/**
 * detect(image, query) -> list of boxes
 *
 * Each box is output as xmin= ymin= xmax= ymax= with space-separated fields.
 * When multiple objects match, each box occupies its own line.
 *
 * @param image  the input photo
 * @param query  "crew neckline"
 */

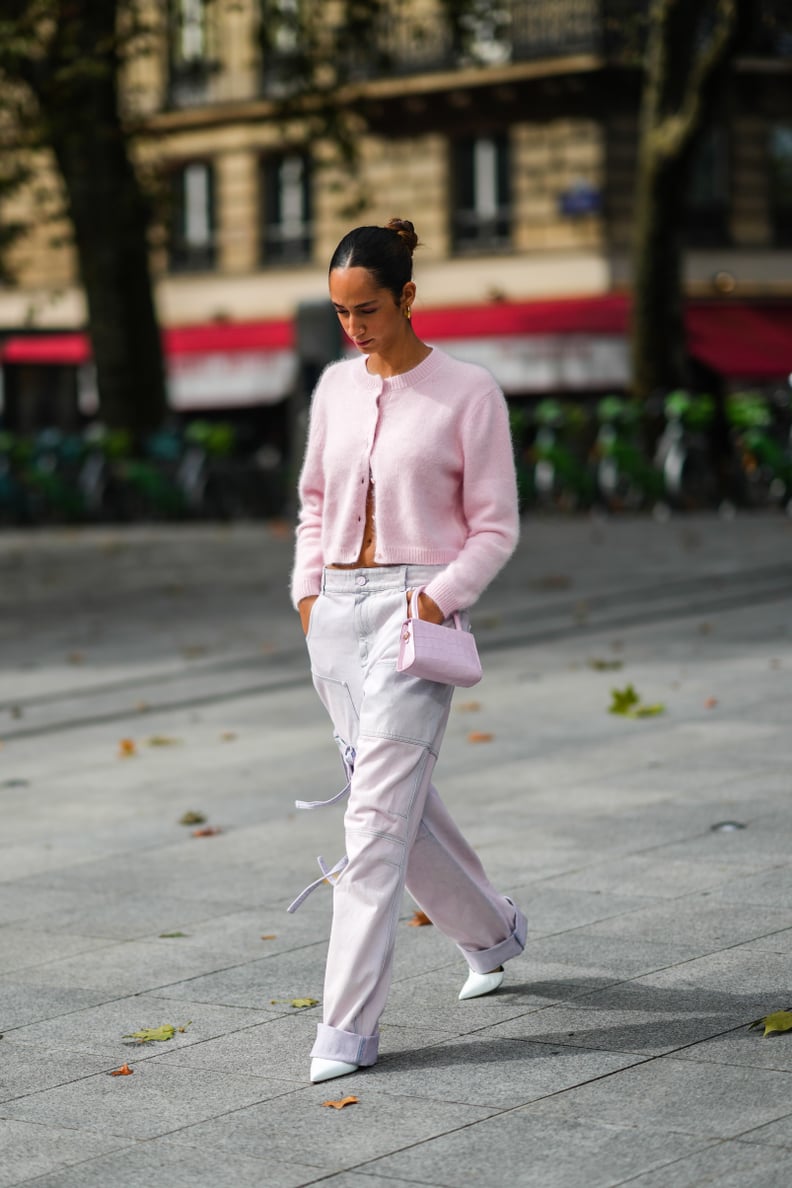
xmin=356 ymin=347 xmax=442 ymax=391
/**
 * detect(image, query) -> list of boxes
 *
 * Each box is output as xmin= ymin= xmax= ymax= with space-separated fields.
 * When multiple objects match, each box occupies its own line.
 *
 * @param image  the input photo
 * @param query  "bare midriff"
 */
xmin=328 ymin=478 xmax=383 ymax=569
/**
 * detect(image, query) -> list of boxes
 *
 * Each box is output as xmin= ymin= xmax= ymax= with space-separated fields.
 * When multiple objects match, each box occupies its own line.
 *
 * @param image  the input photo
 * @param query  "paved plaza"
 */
xmin=1 ymin=512 xmax=791 ymax=1187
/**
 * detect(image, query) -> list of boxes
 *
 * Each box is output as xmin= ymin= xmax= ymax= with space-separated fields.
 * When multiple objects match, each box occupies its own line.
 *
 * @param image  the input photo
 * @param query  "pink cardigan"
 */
xmin=290 ymin=347 xmax=519 ymax=617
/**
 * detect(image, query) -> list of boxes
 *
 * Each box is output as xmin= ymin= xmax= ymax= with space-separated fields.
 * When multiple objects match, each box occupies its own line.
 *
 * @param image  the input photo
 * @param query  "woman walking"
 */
xmin=290 ymin=218 xmax=526 ymax=1084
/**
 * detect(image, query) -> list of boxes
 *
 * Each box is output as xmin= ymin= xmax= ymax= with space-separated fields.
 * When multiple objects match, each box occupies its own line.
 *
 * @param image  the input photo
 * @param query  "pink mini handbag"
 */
xmin=396 ymin=587 xmax=482 ymax=687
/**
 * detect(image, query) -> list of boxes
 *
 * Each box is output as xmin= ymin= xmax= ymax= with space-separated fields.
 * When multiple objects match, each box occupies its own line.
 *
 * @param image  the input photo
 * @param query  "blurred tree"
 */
xmin=630 ymin=0 xmax=750 ymax=399
xmin=0 ymin=0 xmax=166 ymax=434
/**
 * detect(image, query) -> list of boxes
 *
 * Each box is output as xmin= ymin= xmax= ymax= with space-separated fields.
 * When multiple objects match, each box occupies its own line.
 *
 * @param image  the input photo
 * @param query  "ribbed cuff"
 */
xmin=291 ymin=576 xmax=322 ymax=610
xmin=422 ymin=575 xmax=459 ymax=620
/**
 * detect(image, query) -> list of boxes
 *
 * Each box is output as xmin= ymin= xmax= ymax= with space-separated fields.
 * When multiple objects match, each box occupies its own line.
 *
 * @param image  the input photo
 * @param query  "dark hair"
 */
xmin=329 ymin=218 xmax=419 ymax=302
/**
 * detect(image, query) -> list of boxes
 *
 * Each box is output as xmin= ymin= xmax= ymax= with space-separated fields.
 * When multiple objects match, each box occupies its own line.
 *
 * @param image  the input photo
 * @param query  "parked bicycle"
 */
xmin=528 ymin=399 xmax=596 ymax=510
xmin=592 ymin=395 xmax=666 ymax=513
xmin=727 ymin=390 xmax=792 ymax=515
xmin=653 ymin=390 xmax=719 ymax=510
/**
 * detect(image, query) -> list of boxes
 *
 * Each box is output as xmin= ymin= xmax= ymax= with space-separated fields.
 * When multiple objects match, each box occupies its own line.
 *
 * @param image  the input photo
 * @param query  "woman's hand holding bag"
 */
xmin=396 ymin=587 xmax=482 ymax=687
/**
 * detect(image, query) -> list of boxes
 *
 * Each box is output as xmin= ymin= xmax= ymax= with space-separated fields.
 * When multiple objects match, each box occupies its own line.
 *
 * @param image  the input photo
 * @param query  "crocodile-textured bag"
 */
xmin=396 ymin=587 xmax=482 ymax=687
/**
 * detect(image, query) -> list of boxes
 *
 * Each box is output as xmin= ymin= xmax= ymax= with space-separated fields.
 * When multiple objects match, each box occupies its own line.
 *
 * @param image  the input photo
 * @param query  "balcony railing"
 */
xmin=259 ymin=0 xmax=792 ymax=97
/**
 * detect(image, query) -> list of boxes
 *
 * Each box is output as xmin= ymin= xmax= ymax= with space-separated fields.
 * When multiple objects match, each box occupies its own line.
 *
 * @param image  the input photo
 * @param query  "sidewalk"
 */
xmin=1 ymin=514 xmax=792 ymax=1188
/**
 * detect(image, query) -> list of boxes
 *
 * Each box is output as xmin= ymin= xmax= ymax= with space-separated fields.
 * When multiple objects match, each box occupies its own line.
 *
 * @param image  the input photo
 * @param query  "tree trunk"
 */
xmin=34 ymin=0 xmax=167 ymax=435
xmin=631 ymin=150 xmax=688 ymax=397
xmin=630 ymin=0 xmax=743 ymax=401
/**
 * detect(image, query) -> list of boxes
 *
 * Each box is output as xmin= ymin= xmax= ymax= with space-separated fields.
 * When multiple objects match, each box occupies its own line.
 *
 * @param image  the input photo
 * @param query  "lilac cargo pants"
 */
xmin=291 ymin=564 xmax=526 ymax=1067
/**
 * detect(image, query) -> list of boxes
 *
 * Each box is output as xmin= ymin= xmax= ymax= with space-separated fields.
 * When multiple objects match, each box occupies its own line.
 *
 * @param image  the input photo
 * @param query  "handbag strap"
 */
xmin=407 ymin=586 xmax=461 ymax=630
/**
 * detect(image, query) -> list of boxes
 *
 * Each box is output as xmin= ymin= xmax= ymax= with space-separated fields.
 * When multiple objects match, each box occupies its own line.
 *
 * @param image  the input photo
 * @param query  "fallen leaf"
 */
xmin=290 ymin=997 xmax=319 ymax=1009
xmin=179 ymin=810 xmax=206 ymax=826
xmin=322 ymin=1095 xmax=358 ymax=1109
xmin=67 ymin=651 xmax=84 ymax=665
xmin=123 ymin=1022 xmax=191 ymax=1043
xmin=148 ymin=735 xmax=181 ymax=747
xmin=704 ymin=697 xmax=718 ymax=709
xmin=609 ymin=685 xmax=665 ymax=719
xmin=467 ymin=731 xmax=494 ymax=743
xmin=456 ymin=701 xmax=481 ymax=713
xmin=588 ymin=658 xmax=623 ymax=671
xmin=220 ymin=731 xmax=238 ymax=742
xmin=407 ymin=910 xmax=432 ymax=927
xmin=182 ymin=645 xmax=207 ymax=659
xmin=159 ymin=931 xmax=188 ymax=938
xmin=261 ymin=934 xmax=277 ymax=940
xmin=698 ymin=622 xmax=713 ymax=635
xmin=192 ymin=825 xmax=222 ymax=837
xmin=110 ymin=1062 xmax=134 ymax=1076
xmin=135 ymin=701 xmax=150 ymax=713
xmin=749 ymin=1010 xmax=792 ymax=1037
xmin=118 ymin=738 xmax=137 ymax=758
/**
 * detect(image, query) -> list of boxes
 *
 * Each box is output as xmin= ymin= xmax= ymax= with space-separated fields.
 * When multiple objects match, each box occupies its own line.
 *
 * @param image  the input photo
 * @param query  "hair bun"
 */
xmin=386 ymin=217 xmax=419 ymax=255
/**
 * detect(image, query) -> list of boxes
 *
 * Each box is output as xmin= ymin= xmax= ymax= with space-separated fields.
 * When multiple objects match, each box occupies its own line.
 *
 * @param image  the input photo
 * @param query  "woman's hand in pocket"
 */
xmin=298 ymin=595 xmax=318 ymax=636
xmin=406 ymin=589 xmax=445 ymax=625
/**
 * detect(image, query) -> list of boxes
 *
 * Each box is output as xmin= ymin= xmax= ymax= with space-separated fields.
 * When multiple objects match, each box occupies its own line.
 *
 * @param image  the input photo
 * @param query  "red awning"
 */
xmin=2 ymin=332 xmax=91 ymax=365
xmin=413 ymin=293 xmax=630 ymax=339
xmin=686 ymin=302 xmax=792 ymax=379
xmin=2 ymin=299 xmax=791 ymax=380
xmin=0 ymin=318 xmax=294 ymax=365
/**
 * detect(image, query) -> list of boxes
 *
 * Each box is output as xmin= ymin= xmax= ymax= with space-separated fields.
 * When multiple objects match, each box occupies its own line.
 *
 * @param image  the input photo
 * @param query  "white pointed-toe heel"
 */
xmin=310 ymin=1058 xmax=359 ymax=1084
xmin=458 ymin=966 xmax=504 ymax=1001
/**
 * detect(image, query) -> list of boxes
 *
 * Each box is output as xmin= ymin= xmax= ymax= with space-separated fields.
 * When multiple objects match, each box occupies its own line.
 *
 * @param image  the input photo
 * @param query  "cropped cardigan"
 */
xmin=290 ymin=347 xmax=519 ymax=618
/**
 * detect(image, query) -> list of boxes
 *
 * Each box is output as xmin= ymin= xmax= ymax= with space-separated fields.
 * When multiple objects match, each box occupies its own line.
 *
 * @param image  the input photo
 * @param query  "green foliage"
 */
xmin=185 ymin=420 xmax=236 ymax=457
xmin=664 ymin=390 xmax=715 ymax=428
xmin=726 ymin=392 xmax=772 ymax=430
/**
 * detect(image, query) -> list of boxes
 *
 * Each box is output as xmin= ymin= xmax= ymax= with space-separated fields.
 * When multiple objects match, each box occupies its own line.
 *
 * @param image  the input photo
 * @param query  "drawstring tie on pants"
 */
xmin=288 ymin=735 xmax=355 ymax=913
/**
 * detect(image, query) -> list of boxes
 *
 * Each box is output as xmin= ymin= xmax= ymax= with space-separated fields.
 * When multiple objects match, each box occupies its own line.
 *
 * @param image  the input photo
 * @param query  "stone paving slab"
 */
xmin=360 ymin=1109 xmax=718 ymax=1188
xmin=483 ymin=1003 xmax=749 ymax=1057
xmin=1 ymin=1061 xmax=299 ymax=1141
xmin=520 ymin=1057 xmax=792 ymax=1139
xmin=0 ymin=1120 xmax=128 ymax=1188
xmin=4 ymin=994 xmax=277 ymax=1060
xmin=12 ymin=1140 xmax=324 ymax=1188
xmin=607 ymin=1140 xmax=792 ymax=1188
xmin=2 ymin=516 xmax=792 ymax=1187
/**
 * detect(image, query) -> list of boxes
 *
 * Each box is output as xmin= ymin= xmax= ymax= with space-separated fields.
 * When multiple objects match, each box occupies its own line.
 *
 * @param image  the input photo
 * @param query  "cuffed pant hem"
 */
xmin=458 ymin=897 xmax=527 ymax=974
xmin=311 ymin=1022 xmax=379 ymax=1066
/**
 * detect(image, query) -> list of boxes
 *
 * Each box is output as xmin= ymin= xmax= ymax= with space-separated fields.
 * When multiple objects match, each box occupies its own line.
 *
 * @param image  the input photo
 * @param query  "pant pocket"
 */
xmin=312 ymin=673 xmax=360 ymax=751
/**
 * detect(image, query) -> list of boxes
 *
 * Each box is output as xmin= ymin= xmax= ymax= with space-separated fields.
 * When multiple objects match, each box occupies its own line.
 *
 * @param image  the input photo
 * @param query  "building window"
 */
xmin=169 ymin=0 xmax=216 ymax=107
xmin=769 ymin=125 xmax=792 ymax=246
xmin=169 ymin=161 xmax=216 ymax=272
xmin=454 ymin=3 xmax=512 ymax=66
xmin=261 ymin=153 xmax=312 ymax=264
xmin=260 ymin=0 xmax=305 ymax=96
xmin=685 ymin=127 xmax=730 ymax=246
xmin=451 ymin=135 xmax=511 ymax=253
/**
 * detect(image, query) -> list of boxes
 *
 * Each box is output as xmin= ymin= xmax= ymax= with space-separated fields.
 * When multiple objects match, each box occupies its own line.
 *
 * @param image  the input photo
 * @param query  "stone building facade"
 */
xmin=1 ymin=0 xmax=790 ymax=423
